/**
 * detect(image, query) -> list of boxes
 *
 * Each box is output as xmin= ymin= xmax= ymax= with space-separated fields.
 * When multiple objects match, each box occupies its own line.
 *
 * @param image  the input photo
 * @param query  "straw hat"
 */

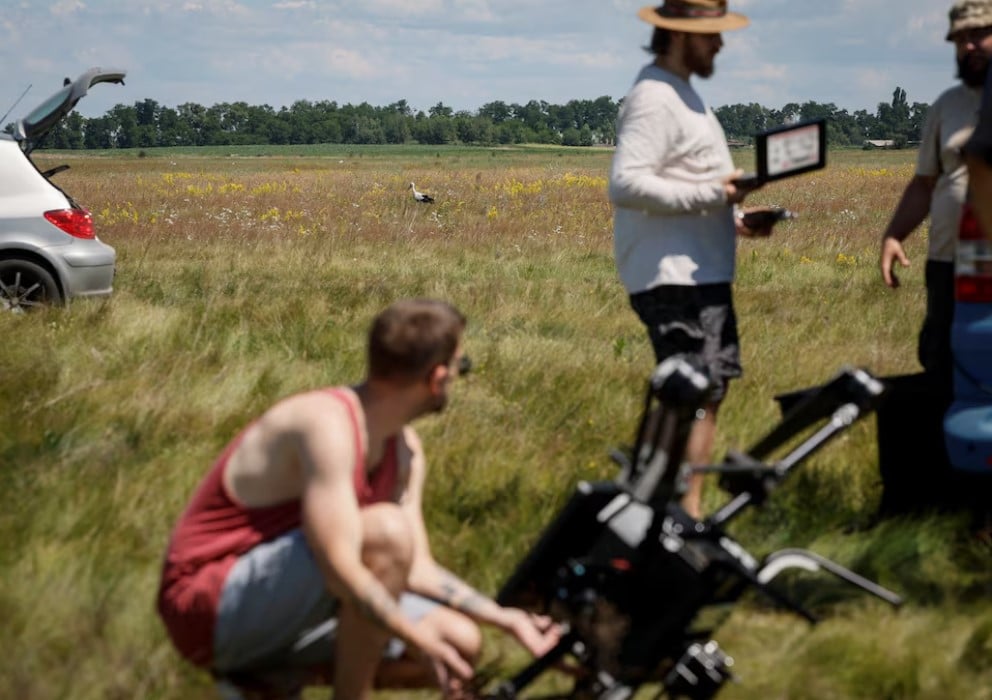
xmin=946 ymin=0 xmax=992 ymax=40
xmin=637 ymin=0 xmax=749 ymax=34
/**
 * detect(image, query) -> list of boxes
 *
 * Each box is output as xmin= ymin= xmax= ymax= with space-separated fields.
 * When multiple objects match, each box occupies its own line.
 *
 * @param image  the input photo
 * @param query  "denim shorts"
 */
xmin=629 ymin=283 xmax=742 ymax=403
xmin=213 ymin=529 xmax=437 ymax=684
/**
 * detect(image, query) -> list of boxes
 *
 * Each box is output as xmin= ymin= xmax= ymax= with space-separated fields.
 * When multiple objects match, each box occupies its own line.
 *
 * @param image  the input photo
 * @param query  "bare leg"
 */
xmin=332 ymin=505 xmax=414 ymax=700
xmin=680 ymin=403 xmax=719 ymax=519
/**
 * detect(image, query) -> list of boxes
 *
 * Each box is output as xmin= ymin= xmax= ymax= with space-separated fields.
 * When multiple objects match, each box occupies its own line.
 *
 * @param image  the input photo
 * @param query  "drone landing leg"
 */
xmin=487 ymin=632 xmax=579 ymax=699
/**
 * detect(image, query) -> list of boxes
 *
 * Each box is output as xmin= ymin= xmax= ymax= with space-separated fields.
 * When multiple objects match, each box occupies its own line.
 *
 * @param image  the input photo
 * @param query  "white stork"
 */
xmin=408 ymin=182 xmax=435 ymax=204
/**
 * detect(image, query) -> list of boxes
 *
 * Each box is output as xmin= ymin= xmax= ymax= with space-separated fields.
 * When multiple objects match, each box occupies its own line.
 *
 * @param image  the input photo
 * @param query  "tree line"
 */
xmin=11 ymin=87 xmax=927 ymax=150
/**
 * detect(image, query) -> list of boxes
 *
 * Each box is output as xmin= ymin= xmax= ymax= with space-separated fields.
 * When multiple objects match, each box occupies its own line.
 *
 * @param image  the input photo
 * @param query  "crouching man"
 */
xmin=157 ymin=299 xmax=559 ymax=699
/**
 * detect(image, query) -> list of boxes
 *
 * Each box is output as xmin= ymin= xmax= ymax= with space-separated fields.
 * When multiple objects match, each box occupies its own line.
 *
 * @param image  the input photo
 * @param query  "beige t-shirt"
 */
xmin=917 ymin=83 xmax=982 ymax=262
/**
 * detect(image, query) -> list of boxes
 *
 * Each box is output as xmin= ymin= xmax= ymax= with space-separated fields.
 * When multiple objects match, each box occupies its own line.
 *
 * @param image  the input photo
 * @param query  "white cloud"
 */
xmin=312 ymin=17 xmax=390 ymax=43
xmin=180 ymin=0 xmax=251 ymax=17
xmin=362 ymin=0 xmax=443 ymax=17
xmin=0 ymin=0 xmax=972 ymax=118
xmin=323 ymin=47 xmax=381 ymax=80
xmin=573 ymin=50 xmax=624 ymax=70
xmin=202 ymin=40 xmax=383 ymax=85
xmin=466 ymin=35 xmax=556 ymax=62
xmin=452 ymin=0 xmax=496 ymax=23
xmin=50 ymin=0 xmax=85 ymax=16
xmin=735 ymin=63 xmax=790 ymax=83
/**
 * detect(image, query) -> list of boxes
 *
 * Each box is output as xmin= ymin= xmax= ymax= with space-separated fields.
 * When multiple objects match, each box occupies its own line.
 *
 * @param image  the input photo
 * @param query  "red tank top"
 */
xmin=156 ymin=387 xmax=399 ymax=667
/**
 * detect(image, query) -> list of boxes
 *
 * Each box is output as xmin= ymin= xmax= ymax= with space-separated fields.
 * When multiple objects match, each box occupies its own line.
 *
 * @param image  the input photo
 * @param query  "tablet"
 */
xmin=734 ymin=118 xmax=827 ymax=188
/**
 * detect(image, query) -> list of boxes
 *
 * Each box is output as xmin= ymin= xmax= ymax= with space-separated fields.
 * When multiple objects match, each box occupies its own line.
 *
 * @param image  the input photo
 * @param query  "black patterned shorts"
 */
xmin=629 ymin=283 xmax=742 ymax=403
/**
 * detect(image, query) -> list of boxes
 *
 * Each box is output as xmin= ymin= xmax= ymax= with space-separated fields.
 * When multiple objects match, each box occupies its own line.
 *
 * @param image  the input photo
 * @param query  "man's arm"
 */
xmin=879 ymin=175 xmax=936 ymax=288
xmin=398 ymin=428 xmax=560 ymax=658
xmin=297 ymin=396 xmax=410 ymax=632
xmin=609 ymin=86 xmax=730 ymax=215
xmin=294 ymin=396 xmax=473 ymax=680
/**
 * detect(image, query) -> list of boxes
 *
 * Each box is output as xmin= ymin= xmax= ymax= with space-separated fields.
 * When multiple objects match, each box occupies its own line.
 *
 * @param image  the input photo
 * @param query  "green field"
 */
xmin=1 ymin=145 xmax=989 ymax=699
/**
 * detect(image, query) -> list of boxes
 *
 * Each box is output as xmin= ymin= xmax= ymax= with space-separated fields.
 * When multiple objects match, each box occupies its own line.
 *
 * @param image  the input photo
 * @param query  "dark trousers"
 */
xmin=918 ymin=260 xmax=955 ymax=391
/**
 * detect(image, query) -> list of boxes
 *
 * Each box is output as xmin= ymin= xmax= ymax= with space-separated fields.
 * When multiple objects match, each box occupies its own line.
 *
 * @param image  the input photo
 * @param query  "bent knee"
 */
xmin=360 ymin=504 xmax=414 ymax=572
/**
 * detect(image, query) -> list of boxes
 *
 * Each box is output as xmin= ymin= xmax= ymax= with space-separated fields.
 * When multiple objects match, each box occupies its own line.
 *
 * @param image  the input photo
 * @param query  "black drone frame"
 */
xmin=489 ymin=358 xmax=903 ymax=700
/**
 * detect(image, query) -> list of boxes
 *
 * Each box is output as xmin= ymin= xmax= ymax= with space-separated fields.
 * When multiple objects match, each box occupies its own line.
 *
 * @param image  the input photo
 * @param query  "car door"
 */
xmin=13 ymin=67 xmax=126 ymax=153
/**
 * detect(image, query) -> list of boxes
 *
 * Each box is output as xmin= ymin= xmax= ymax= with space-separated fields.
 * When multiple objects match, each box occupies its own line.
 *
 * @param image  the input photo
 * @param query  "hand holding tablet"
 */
xmin=732 ymin=118 xmax=827 ymax=189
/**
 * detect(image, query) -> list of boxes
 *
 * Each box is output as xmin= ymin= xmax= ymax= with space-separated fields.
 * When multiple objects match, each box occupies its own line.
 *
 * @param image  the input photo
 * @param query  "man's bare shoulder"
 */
xmin=224 ymin=389 xmax=358 ymax=505
xmin=260 ymin=388 xmax=354 ymax=433
xmin=255 ymin=388 xmax=361 ymax=476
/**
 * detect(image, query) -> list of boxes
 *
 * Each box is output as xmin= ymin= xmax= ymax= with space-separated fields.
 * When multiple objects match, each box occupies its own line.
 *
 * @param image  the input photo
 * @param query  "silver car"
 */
xmin=0 ymin=67 xmax=125 ymax=311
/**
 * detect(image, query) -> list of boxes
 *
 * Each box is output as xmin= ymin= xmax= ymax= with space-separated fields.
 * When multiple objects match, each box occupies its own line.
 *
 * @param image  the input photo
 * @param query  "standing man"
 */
xmin=964 ymin=13 xmax=992 ymax=237
xmin=157 ymin=299 xmax=558 ymax=699
xmin=879 ymin=0 xmax=992 ymax=387
xmin=610 ymin=1 xmax=777 ymax=519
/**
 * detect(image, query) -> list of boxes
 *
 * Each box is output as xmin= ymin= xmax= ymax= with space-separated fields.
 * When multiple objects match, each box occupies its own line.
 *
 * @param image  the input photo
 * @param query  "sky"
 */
xmin=0 ymin=0 xmax=962 ymax=122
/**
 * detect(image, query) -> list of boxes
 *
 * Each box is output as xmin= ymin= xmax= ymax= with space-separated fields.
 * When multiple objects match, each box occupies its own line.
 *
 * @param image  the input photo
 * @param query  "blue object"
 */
xmin=945 ymin=400 xmax=992 ymax=473
xmin=945 ymin=297 xmax=992 ymax=474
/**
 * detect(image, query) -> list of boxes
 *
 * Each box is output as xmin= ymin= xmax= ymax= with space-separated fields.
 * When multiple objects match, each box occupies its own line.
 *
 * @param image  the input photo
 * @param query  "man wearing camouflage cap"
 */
xmin=879 ymin=0 xmax=992 ymax=388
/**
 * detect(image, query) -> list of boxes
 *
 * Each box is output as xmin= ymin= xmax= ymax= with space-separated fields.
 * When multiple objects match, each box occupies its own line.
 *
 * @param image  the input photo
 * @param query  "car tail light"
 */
xmin=44 ymin=208 xmax=95 ymax=239
xmin=956 ymin=202 xmax=992 ymax=303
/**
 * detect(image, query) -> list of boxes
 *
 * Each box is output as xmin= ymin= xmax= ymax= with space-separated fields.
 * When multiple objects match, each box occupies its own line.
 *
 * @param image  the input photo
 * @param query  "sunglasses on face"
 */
xmin=430 ymin=354 xmax=472 ymax=382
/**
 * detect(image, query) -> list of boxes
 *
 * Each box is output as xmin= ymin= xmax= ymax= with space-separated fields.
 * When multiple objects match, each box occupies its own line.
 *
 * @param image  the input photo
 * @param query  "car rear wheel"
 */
xmin=0 ymin=259 xmax=63 ymax=312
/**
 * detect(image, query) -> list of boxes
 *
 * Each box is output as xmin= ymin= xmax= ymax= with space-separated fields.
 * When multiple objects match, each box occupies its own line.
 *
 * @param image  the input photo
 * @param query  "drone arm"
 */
xmin=745 ymin=367 xmax=884 ymax=460
xmin=758 ymin=549 xmax=904 ymax=607
xmin=714 ymin=555 xmax=819 ymax=624
xmin=709 ymin=401 xmax=866 ymax=527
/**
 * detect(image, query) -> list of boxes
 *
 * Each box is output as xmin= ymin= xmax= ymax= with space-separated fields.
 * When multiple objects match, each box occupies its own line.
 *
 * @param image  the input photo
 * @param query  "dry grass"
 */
xmin=0 ymin=145 xmax=986 ymax=699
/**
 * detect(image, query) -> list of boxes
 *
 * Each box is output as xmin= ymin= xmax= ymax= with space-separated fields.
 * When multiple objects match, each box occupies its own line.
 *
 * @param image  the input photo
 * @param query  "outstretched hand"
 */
xmin=501 ymin=607 xmax=563 ymax=658
xmin=880 ymin=236 xmax=910 ymax=288
xmin=415 ymin=626 xmax=475 ymax=696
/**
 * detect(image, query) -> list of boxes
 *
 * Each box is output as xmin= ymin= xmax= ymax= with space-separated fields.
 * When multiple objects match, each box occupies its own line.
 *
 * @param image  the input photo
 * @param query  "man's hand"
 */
xmin=877 ymin=174 xmax=933 ymax=287
xmin=880 ymin=236 xmax=910 ymax=288
xmin=499 ymin=607 xmax=562 ymax=658
xmin=735 ymin=207 xmax=785 ymax=238
xmin=414 ymin=625 xmax=476 ymax=694
xmin=724 ymin=169 xmax=762 ymax=205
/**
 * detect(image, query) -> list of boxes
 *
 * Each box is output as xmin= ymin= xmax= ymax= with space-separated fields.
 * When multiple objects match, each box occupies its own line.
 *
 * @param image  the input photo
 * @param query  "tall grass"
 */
xmin=1 ymin=146 xmax=988 ymax=699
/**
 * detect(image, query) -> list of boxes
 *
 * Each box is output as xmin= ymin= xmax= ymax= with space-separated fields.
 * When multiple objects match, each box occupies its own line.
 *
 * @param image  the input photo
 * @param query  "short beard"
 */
xmin=958 ymin=53 xmax=989 ymax=88
xmin=683 ymin=41 xmax=715 ymax=79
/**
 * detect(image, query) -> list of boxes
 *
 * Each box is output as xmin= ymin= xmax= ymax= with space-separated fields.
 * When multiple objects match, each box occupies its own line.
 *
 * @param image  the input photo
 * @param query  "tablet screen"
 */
xmin=757 ymin=119 xmax=827 ymax=182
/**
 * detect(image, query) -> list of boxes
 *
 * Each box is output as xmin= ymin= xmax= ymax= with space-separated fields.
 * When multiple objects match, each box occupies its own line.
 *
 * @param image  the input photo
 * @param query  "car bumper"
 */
xmin=57 ymin=238 xmax=116 ymax=298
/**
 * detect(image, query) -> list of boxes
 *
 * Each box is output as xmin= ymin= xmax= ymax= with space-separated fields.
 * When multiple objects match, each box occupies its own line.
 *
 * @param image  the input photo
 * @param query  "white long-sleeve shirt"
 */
xmin=610 ymin=63 xmax=737 ymax=293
